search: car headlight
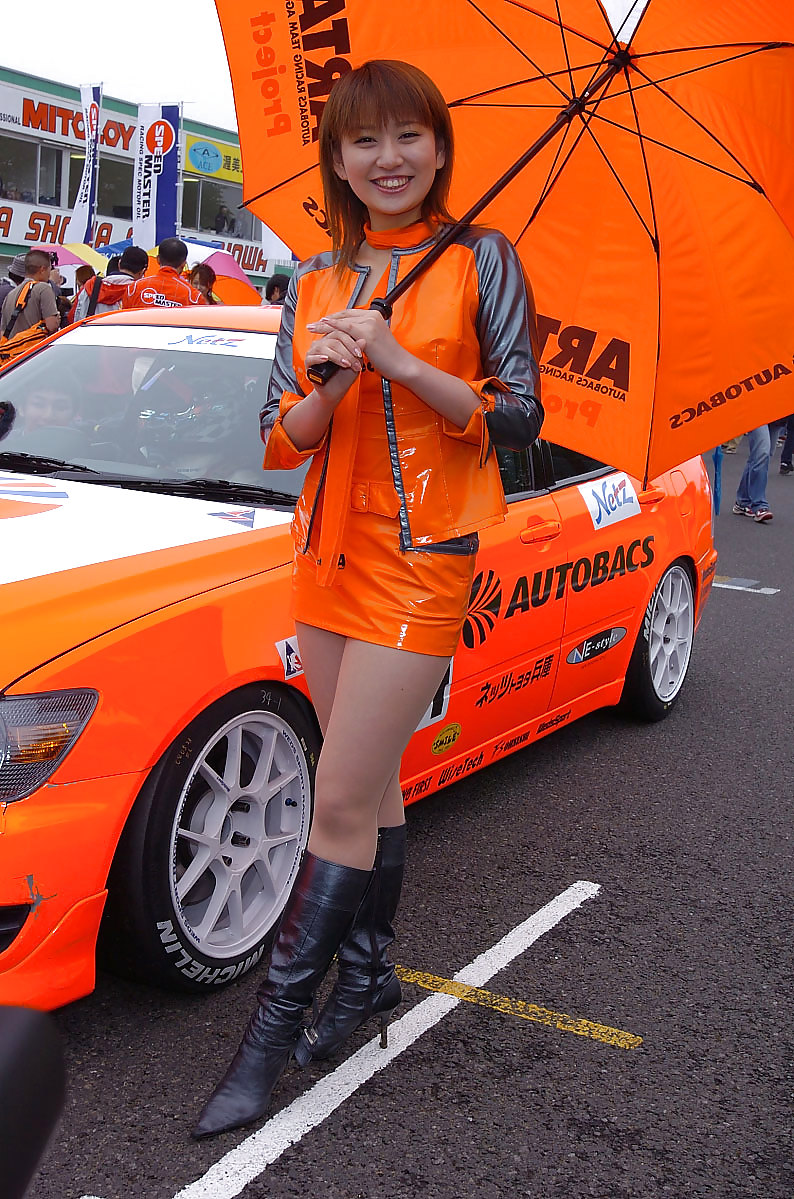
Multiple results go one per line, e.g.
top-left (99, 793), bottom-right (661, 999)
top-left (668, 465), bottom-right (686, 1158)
top-left (0, 690), bottom-right (98, 803)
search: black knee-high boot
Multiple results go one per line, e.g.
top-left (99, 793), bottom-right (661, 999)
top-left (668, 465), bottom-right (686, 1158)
top-left (191, 852), bottom-right (370, 1139)
top-left (295, 824), bottom-right (406, 1064)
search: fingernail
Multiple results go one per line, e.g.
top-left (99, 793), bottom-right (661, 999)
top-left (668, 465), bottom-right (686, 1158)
top-left (341, 359), bottom-right (351, 368)
top-left (354, 347), bottom-right (362, 357)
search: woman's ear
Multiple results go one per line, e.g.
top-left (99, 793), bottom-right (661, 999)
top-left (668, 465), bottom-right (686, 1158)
top-left (435, 140), bottom-right (446, 170)
top-left (332, 149), bottom-right (347, 181)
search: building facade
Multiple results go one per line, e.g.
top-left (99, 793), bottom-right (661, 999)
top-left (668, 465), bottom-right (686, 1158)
top-left (0, 65), bottom-right (292, 282)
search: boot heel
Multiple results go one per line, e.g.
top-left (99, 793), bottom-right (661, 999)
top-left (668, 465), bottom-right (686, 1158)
top-left (293, 1027), bottom-right (316, 1068)
top-left (379, 1008), bottom-right (397, 1049)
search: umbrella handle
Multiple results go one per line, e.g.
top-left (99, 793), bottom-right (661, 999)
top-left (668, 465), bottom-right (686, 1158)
top-left (306, 297), bottom-right (393, 386)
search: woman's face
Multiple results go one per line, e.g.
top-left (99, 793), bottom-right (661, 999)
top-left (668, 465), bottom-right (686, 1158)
top-left (334, 117), bottom-right (445, 231)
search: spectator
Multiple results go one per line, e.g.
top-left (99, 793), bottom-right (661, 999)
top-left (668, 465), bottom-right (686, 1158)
top-left (188, 263), bottom-right (222, 305)
top-left (0, 253), bottom-right (26, 310)
top-left (732, 424), bottom-right (774, 522)
top-left (0, 250), bottom-right (60, 341)
top-left (106, 255), bottom-right (122, 275)
top-left (263, 273), bottom-right (290, 306)
top-left (771, 414), bottom-right (793, 476)
top-left (121, 238), bottom-right (206, 310)
top-left (74, 265), bottom-right (96, 292)
top-left (214, 204), bottom-right (237, 235)
top-left (68, 246), bottom-right (149, 323)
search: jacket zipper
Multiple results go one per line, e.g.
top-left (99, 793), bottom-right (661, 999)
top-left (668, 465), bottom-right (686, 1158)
top-left (299, 264), bottom-right (371, 557)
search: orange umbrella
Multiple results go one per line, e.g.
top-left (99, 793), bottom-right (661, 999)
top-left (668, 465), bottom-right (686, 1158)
top-left (215, 1), bottom-right (794, 481)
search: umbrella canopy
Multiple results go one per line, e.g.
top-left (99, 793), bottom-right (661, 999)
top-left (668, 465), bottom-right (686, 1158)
top-left (30, 243), bottom-right (108, 271)
top-left (215, 0), bottom-right (794, 481)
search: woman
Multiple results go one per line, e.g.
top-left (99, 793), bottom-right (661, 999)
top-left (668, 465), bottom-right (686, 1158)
top-left (188, 263), bottom-right (221, 305)
top-left (193, 59), bottom-right (543, 1139)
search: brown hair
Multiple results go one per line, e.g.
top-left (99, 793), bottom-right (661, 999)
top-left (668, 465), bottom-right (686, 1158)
top-left (318, 60), bottom-right (455, 270)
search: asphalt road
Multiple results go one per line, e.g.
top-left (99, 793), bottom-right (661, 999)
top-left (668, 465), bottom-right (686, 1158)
top-left (26, 448), bottom-right (793, 1199)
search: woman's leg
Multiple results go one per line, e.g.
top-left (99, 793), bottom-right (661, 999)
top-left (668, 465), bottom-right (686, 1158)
top-left (306, 636), bottom-right (451, 870)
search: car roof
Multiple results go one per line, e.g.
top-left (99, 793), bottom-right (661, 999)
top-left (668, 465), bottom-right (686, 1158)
top-left (88, 304), bottom-right (283, 334)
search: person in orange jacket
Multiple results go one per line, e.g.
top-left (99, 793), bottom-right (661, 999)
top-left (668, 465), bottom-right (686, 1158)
top-left (193, 59), bottom-right (543, 1140)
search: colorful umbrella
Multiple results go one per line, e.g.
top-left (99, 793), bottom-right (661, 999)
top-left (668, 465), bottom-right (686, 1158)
top-left (30, 243), bottom-right (109, 272)
top-left (215, 0), bottom-right (794, 481)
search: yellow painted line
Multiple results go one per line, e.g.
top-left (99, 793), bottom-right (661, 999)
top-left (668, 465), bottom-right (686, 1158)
top-left (395, 965), bottom-right (642, 1050)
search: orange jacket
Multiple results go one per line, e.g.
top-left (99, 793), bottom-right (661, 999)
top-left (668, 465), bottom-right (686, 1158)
top-left (120, 266), bottom-right (207, 310)
top-left (261, 226), bottom-right (542, 578)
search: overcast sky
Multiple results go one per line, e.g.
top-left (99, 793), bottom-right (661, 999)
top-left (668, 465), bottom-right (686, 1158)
top-left (1, 0), bottom-right (643, 132)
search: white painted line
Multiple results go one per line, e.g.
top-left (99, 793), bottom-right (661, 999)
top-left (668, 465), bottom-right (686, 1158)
top-left (171, 879), bottom-right (600, 1199)
top-left (713, 582), bottom-right (779, 595)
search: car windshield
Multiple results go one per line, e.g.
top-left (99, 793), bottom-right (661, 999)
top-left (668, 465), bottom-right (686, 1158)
top-left (0, 323), bottom-right (305, 500)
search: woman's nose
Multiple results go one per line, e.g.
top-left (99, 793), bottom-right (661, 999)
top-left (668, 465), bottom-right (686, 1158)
top-left (375, 139), bottom-right (403, 168)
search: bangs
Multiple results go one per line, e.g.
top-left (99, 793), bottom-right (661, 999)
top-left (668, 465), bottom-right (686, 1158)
top-left (331, 61), bottom-right (439, 141)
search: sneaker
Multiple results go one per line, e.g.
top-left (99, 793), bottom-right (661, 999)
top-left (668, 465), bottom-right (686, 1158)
top-left (781, 462), bottom-right (793, 475)
top-left (732, 501), bottom-right (753, 516)
top-left (753, 507), bottom-right (773, 523)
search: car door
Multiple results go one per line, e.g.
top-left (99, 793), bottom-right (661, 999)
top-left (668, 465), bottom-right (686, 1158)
top-left (452, 440), bottom-right (567, 722)
top-left (542, 441), bottom-right (663, 708)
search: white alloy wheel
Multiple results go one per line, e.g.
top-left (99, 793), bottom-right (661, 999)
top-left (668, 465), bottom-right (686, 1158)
top-left (647, 564), bottom-right (694, 703)
top-left (169, 709), bottom-right (311, 958)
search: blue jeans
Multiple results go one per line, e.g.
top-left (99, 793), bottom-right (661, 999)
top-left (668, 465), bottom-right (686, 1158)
top-left (736, 425), bottom-right (771, 512)
top-left (771, 415), bottom-right (794, 468)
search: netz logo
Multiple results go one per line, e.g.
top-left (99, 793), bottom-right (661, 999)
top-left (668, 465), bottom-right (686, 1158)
top-left (578, 475), bottom-right (639, 530)
top-left (567, 627), bottom-right (627, 665)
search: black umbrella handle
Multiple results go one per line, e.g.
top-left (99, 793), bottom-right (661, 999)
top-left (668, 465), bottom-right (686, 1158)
top-left (306, 297), bottom-right (393, 386)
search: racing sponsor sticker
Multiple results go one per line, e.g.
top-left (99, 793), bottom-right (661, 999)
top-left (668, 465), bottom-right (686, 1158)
top-left (566, 627), bottom-right (627, 664)
top-left (276, 636), bottom-right (303, 679)
top-left (476, 654), bottom-right (554, 707)
top-left (431, 723), bottom-right (461, 755)
top-left (538, 709), bottom-right (571, 734)
top-left (578, 474), bottom-right (640, 530)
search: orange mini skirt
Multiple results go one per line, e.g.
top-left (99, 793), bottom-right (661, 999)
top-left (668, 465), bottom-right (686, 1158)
top-left (291, 379), bottom-right (476, 657)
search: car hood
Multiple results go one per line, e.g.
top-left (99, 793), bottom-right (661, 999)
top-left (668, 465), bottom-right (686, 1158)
top-left (0, 471), bottom-right (294, 687)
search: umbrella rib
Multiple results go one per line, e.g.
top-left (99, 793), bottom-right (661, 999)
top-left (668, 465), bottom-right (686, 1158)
top-left (462, 0), bottom-right (572, 103)
top-left (501, 0), bottom-right (611, 53)
top-left (623, 58), bottom-right (767, 193)
top-left (450, 60), bottom-right (604, 107)
top-left (611, 43), bottom-right (784, 98)
top-left (553, 0), bottom-right (576, 96)
top-left (584, 108), bottom-right (761, 191)
top-left (624, 70), bottom-right (660, 253)
top-left (242, 163), bottom-right (316, 210)
top-left (513, 118), bottom-right (592, 244)
top-left (576, 111), bottom-right (657, 247)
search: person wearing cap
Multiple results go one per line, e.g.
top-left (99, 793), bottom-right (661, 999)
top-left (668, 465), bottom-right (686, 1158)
top-left (67, 246), bottom-right (149, 323)
top-left (0, 250), bottom-right (60, 339)
top-left (0, 254), bottom-right (28, 310)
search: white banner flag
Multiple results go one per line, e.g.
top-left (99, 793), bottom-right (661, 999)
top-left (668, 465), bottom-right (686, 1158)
top-left (132, 102), bottom-right (181, 249)
top-left (70, 84), bottom-right (102, 245)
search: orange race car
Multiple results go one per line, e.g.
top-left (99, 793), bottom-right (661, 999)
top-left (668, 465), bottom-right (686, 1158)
top-left (0, 304), bottom-right (717, 1010)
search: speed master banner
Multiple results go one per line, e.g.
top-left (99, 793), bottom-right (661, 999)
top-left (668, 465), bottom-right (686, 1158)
top-left (71, 84), bottom-right (102, 245)
top-left (132, 102), bottom-right (181, 249)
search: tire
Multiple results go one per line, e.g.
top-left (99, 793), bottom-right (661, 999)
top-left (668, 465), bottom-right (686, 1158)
top-left (620, 559), bottom-right (695, 722)
top-left (100, 684), bottom-right (319, 992)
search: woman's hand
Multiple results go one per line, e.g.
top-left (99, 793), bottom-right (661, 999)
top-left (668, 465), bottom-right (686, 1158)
top-left (304, 323), bottom-right (367, 406)
top-left (307, 310), bottom-right (411, 383)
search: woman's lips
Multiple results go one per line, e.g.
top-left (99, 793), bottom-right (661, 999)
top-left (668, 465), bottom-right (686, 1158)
top-left (371, 176), bottom-right (412, 192)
